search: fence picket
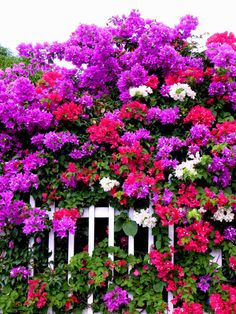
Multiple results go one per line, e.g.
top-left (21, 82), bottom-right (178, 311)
top-left (148, 205), bottom-right (154, 252)
top-left (108, 205), bottom-right (115, 285)
top-left (48, 203), bottom-right (55, 270)
top-left (68, 233), bottom-right (75, 264)
top-left (87, 205), bottom-right (95, 313)
top-left (128, 208), bottom-right (134, 257)
top-left (211, 248), bottom-right (222, 267)
top-left (167, 225), bottom-right (174, 313)
top-left (108, 205), bottom-right (114, 257)
top-left (28, 195), bottom-right (35, 277)
top-left (88, 205), bottom-right (95, 256)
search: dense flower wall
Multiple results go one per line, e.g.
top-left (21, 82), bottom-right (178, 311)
top-left (0, 10), bottom-right (236, 313)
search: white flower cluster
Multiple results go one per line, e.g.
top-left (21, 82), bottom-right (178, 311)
top-left (174, 152), bottom-right (202, 179)
top-left (133, 209), bottom-right (157, 228)
top-left (199, 207), bottom-right (207, 214)
top-left (169, 83), bottom-right (196, 102)
top-left (99, 177), bottom-right (120, 192)
top-left (129, 85), bottom-right (153, 98)
top-left (213, 207), bottom-right (234, 222)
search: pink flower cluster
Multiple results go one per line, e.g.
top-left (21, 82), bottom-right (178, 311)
top-left (176, 221), bottom-right (214, 253)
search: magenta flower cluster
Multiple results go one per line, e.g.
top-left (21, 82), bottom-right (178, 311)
top-left (103, 286), bottom-right (130, 312)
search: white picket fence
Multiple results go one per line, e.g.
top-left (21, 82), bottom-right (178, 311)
top-left (27, 197), bottom-right (222, 314)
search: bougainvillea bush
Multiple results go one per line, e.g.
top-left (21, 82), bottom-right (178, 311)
top-left (0, 10), bottom-right (236, 313)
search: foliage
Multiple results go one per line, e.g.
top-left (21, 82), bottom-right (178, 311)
top-left (0, 45), bottom-right (22, 69)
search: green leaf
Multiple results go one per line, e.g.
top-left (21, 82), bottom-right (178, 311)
top-left (123, 220), bottom-right (138, 237)
top-left (114, 217), bottom-right (125, 232)
top-left (155, 234), bottom-right (162, 250)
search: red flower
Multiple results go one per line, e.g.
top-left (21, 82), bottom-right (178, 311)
top-left (53, 102), bottom-right (83, 121)
top-left (177, 184), bottom-right (200, 208)
top-left (41, 193), bottom-right (47, 202)
top-left (229, 256), bottom-right (236, 270)
top-left (184, 105), bottom-right (215, 126)
top-left (40, 71), bottom-right (62, 88)
top-left (207, 31), bottom-right (236, 50)
top-left (25, 278), bottom-right (47, 309)
top-left (165, 67), bottom-right (204, 85)
top-left (155, 203), bottom-right (183, 226)
top-left (117, 260), bottom-right (127, 267)
top-left (65, 295), bottom-right (79, 311)
top-left (173, 302), bottom-right (203, 314)
top-left (210, 285), bottom-right (236, 314)
top-left (176, 221), bottom-right (214, 253)
top-left (146, 75), bottom-right (159, 89)
top-left (211, 120), bottom-right (236, 140)
top-left (54, 208), bottom-right (80, 221)
top-left (104, 260), bottom-right (111, 267)
top-left (216, 191), bottom-right (229, 206)
top-left (214, 230), bottom-right (224, 245)
top-left (150, 249), bottom-right (184, 292)
top-left (119, 101), bottom-right (148, 121)
top-left (87, 118), bottom-right (123, 148)
top-left (67, 162), bottom-right (78, 173)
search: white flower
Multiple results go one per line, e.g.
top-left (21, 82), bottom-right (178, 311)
top-left (199, 207), bottom-right (207, 214)
top-left (142, 216), bottom-right (157, 228)
top-left (213, 207), bottom-right (234, 222)
top-left (129, 85), bottom-right (153, 98)
top-left (133, 209), bottom-right (157, 228)
top-left (99, 177), bottom-right (119, 192)
top-left (174, 152), bottom-right (202, 179)
top-left (169, 83), bottom-right (196, 102)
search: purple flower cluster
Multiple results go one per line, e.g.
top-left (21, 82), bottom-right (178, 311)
top-left (123, 177), bottom-right (150, 199)
top-left (121, 129), bottom-right (150, 145)
top-left (31, 131), bottom-right (79, 152)
top-left (22, 208), bottom-right (47, 235)
top-left (0, 191), bottom-right (26, 230)
top-left (197, 274), bottom-right (211, 292)
top-left (206, 43), bottom-right (236, 69)
top-left (124, 180), bottom-right (150, 198)
top-left (0, 132), bottom-right (22, 160)
top-left (146, 107), bottom-right (179, 124)
top-left (10, 173), bottom-right (39, 193)
top-left (189, 124), bottom-right (212, 146)
top-left (162, 188), bottom-right (174, 205)
top-left (104, 109), bottom-right (122, 122)
top-left (117, 64), bottom-right (148, 102)
top-left (69, 142), bottom-right (99, 159)
top-left (174, 15), bottom-right (199, 39)
top-left (11, 77), bottom-right (35, 103)
top-left (0, 153), bottom-right (47, 195)
top-left (78, 93), bottom-right (94, 109)
top-left (205, 41), bottom-right (236, 109)
top-left (223, 226), bottom-right (236, 241)
top-left (23, 109), bottom-right (53, 132)
top-left (16, 10), bottom-right (200, 102)
top-left (52, 217), bottom-right (76, 238)
top-left (208, 146), bottom-right (236, 187)
top-left (0, 73), bottom-right (54, 134)
top-left (10, 266), bottom-right (30, 279)
top-left (155, 136), bottom-right (184, 168)
top-left (103, 286), bottom-right (130, 312)
top-left (22, 153), bottom-right (48, 173)
top-left (60, 173), bottom-right (77, 189)
top-left (215, 131), bottom-right (236, 145)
